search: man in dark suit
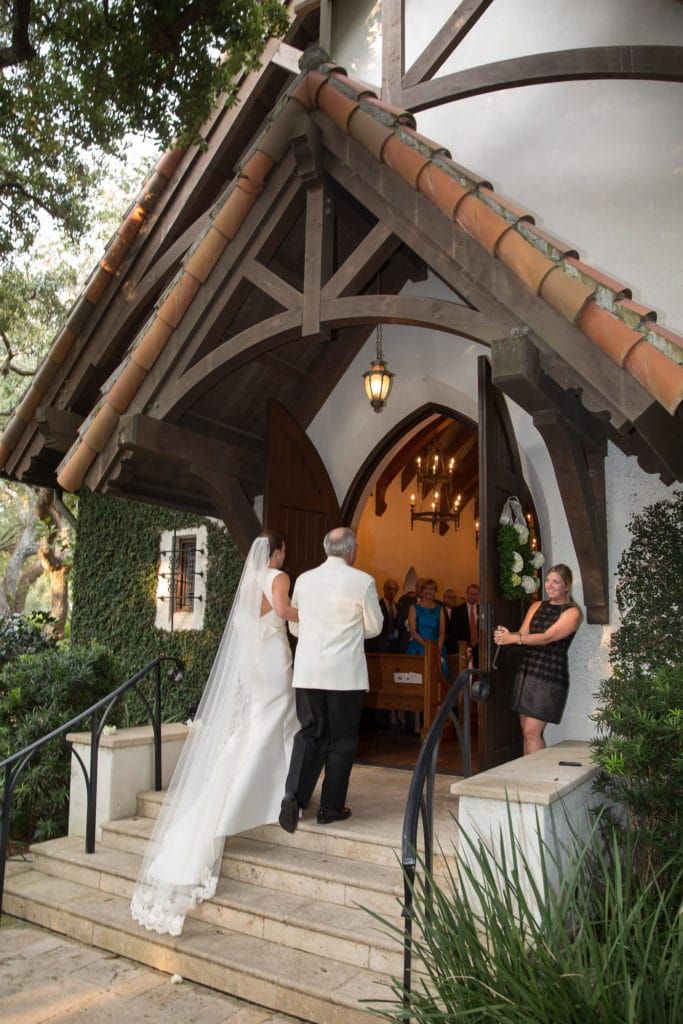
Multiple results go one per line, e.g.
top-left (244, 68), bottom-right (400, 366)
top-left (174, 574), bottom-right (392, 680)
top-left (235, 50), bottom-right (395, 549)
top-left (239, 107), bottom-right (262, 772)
top-left (452, 583), bottom-right (480, 666)
top-left (442, 587), bottom-right (460, 654)
top-left (367, 577), bottom-right (401, 653)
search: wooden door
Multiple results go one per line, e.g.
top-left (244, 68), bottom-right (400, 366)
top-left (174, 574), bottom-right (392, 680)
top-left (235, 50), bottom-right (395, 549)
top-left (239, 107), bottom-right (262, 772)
top-left (263, 400), bottom-right (341, 582)
top-left (477, 357), bottom-right (526, 769)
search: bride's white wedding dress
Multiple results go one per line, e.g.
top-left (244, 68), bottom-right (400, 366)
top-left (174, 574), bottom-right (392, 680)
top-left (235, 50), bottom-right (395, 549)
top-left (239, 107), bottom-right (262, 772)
top-left (131, 547), bottom-right (297, 936)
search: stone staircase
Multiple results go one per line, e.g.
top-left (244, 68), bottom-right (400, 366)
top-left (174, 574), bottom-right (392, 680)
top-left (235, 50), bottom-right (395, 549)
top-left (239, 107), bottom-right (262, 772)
top-left (3, 765), bottom-right (460, 1024)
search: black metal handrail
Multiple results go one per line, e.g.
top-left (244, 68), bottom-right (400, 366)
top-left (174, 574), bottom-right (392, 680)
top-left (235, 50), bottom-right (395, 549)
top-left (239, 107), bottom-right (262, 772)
top-left (0, 655), bottom-right (183, 921)
top-left (400, 667), bottom-right (492, 1017)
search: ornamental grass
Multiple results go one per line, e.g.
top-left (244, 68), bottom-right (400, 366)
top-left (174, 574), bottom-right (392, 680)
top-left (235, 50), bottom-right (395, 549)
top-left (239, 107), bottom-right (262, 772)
top-left (374, 811), bottom-right (681, 1023)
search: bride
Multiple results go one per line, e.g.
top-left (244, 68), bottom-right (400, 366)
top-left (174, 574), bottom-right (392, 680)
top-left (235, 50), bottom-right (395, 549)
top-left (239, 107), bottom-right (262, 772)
top-left (131, 530), bottom-right (298, 936)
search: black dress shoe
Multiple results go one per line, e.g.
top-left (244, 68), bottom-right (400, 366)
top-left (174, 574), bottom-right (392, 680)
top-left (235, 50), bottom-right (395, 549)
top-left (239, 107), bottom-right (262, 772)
top-left (279, 793), bottom-right (299, 833)
top-left (317, 806), bottom-right (352, 825)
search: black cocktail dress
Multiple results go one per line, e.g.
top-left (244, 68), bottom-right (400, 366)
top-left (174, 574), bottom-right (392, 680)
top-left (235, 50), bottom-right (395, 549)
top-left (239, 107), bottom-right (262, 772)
top-left (509, 601), bottom-right (576, 724)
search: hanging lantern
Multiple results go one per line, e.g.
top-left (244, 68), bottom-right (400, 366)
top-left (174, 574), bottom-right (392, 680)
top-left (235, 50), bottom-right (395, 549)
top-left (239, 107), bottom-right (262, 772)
top-left (362, 322), bottom-right (394, 412)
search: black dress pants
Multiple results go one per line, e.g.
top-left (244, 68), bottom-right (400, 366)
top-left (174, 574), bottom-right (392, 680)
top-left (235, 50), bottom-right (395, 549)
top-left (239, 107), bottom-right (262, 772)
top-left (285, 688), bottom-right (365, 810)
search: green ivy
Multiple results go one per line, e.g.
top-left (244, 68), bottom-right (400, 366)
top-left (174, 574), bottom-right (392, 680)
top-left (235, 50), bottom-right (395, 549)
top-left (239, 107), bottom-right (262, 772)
top-left (70, 490), bottom-right (244, 723)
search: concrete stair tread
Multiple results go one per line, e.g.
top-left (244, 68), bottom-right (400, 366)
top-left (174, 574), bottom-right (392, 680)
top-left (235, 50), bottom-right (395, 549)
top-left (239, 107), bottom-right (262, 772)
top-left (4, 867), bottom-right (391, 1022)
top-left (28, 835), bottom-right (402, 954)
top-left (102, 817), bottom-right (404, 895)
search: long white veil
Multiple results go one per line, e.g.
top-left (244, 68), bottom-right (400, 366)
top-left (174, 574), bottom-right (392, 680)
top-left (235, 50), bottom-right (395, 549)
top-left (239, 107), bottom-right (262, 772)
top-left (131, 536), bottom-right (270, 935)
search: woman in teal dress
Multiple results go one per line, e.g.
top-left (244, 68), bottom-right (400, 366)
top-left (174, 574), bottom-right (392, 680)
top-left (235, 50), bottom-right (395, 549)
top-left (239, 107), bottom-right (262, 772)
top-left (407, 578), bottom-right (448, 676)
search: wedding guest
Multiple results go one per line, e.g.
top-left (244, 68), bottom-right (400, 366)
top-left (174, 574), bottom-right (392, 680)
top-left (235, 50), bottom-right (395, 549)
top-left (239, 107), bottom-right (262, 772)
top-left (407, 579), bottom-right (447, 670)
top-left (367, 577), bottom-right (401, 653)
top-left (452, 583), bottom-right (480, 666)
top-left (494, 564), bottom-right (582, 755)
top-left (442, 587), bottom-right (460, 654)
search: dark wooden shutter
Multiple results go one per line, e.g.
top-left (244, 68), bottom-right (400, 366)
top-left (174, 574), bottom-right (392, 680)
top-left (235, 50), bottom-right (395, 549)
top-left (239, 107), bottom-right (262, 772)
top-left (478, 357), bottom-right (526, 769)
top-left (263, 400), bottom-right (341, 582)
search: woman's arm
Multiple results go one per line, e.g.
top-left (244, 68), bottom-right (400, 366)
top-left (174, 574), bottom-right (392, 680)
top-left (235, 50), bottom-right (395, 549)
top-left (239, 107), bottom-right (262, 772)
top-left (495, 604), bottom-right (581, 647)
top-left (270, 572), bottom-right (299, 622)
top-left (408, 604), bottom-right (426, 646)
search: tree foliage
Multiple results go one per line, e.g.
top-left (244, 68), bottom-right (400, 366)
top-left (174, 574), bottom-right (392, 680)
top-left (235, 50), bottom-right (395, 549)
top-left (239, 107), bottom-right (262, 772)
top-left (592, 490), bottom-right (683, 885)
top-left (0, 0), bottom-right (289, 256)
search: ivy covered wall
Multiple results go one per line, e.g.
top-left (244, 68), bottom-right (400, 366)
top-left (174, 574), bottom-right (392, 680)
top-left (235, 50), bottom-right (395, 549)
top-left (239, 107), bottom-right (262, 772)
top-left (71, 489), bottom-right (244, 721)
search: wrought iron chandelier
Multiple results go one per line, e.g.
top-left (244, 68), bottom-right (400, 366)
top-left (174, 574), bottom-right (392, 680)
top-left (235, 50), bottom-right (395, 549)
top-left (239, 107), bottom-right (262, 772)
top-left (409, 441), bottom-right (462, 532)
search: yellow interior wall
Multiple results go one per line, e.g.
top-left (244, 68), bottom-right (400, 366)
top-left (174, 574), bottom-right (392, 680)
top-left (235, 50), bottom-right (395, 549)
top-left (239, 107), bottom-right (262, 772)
top-left (355, 473), bottom-right (480, 600)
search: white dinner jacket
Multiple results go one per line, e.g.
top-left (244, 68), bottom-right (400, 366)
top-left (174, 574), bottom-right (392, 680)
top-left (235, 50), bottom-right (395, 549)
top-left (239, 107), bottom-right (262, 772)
top-left (289, 556), bottom-right (383, 691)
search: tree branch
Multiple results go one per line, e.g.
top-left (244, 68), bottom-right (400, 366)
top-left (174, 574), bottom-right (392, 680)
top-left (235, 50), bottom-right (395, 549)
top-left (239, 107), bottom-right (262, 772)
top-left (0, 0), bottom-right (37, 69)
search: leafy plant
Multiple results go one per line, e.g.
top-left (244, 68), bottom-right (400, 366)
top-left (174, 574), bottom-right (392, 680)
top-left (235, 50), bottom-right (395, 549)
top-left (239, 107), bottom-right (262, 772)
top-left (0, 612), bottom-right (55, 666)
top-left (0, 643), bottom-right (120, 841)
top-left (497, 522), bottom-right (543, 601)
top-left (375, 815), bottom-right (681, 1023)
top-left (592, 490), bottom-right (683, 885)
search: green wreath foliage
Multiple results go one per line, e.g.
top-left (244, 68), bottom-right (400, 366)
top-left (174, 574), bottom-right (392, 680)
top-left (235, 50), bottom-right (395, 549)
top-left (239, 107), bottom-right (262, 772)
top-left (497, 523), bottom-right (540, 601)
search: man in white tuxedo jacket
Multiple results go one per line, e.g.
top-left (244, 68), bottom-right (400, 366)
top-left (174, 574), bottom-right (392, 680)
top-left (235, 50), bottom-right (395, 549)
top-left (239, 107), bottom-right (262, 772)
top-left (279, 527), bottom-right (383, 832)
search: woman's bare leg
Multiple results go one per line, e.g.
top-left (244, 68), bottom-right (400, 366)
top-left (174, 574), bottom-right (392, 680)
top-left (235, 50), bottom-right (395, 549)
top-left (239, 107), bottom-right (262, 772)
top-left (519, 714), bottom-right (546, 755)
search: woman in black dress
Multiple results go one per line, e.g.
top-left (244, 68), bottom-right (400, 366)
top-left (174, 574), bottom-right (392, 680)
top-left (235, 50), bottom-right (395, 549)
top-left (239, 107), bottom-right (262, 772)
top-left (493, 564), bottom-right (582, 755)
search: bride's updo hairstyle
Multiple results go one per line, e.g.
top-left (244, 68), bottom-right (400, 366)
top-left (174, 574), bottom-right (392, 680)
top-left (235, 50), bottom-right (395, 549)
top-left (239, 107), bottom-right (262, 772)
top-left (262, 530), bottom-right (285, 557)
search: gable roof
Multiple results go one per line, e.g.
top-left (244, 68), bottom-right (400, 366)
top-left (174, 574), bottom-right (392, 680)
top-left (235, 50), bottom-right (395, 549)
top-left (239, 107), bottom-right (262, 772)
top-left (2, 48), bottom-right (681, 493)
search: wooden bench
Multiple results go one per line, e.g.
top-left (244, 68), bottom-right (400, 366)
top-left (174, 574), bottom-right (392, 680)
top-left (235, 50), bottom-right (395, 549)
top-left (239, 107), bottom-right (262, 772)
top-left (365, 641), bottom-right (469, 740)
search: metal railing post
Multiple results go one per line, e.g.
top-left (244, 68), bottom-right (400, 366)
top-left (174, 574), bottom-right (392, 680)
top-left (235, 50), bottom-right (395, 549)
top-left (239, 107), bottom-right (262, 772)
top-left (85, 710), bottom-right (99, 854)
top-left (0, 764), bottom-right (13, 920)
top-left (154, 660), bottom-right (162, 791)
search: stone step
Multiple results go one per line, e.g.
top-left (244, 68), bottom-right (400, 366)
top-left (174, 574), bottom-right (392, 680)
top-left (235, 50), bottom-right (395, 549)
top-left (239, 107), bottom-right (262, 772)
top-left (3, 865), bottom-right (389, 1024)
top-left (100, 817), bottom-right (405, 919)
top-left (136, 781), bottom-right (459, 874)
top-left (27, 835), bottom-right (403, 975)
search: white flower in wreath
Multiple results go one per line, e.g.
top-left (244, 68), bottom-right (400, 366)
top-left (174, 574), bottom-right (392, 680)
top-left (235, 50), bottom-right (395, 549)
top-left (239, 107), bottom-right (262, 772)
top-left (514, 523), bottom-right (529, 544)
top-left (102, 725), bottom-right (117, 736)
top-left (511, 573), bottom-right (522, 587)
top-left (511, 551), bottom-right (524, 573)
top-left (531, 551), bottom-right (545, 569)
top-left (521, 575), bottom-right (540, 594)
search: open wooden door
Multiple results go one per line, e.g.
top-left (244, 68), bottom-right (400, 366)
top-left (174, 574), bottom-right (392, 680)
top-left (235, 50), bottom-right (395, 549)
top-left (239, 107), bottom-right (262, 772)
top-left (263, 400), bottom-right (341, 582)
top-left (478, 357), bottom-right (527, 769)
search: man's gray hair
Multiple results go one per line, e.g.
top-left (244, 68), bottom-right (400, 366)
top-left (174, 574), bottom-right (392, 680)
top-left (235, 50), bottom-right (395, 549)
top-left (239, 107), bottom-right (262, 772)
top-left (323, 527), bottom-right (357, 558)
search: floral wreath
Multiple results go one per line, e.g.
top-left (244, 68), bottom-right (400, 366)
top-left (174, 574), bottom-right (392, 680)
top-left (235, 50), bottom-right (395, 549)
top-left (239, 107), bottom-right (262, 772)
top-left (497, 498), bottom-right (545, 600)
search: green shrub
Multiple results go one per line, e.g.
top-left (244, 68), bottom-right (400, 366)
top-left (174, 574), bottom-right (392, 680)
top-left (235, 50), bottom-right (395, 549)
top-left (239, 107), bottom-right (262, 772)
top-left (592, 490), bottom-right (683, 885)
top-left (0, 643), bottom-right (121, 841)
top-left (0, 612), bottom-right (55, 666)
top-left (376, 816), bottom-right (681, 1023)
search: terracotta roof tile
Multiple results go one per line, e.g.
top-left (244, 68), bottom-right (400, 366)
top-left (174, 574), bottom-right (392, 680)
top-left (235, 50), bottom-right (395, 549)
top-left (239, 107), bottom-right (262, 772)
top-left (57, 440), bottom-right (97, 492)
top-left (496, 227), bottom-right (556, 293)
top-left (347, 109), bottom-right (395, 161)
top-left (540, 266), bottom-right (596, 324)
top-left (65, 297), bottom-right (95, 336)
top-left (434, 155), bottom-right (491, 192)
top-left (456, 194), bottom-right (512, 255)
top-left (212, 185), bottom-right (259, 239)
top-left (396, 125), bottom-right (451, 160)
top-left (565, 256), bottom-right (632, 301)
top-left (382, 133), bottom-right (431, 189)
top-left (478, 186), bottom-right (533, 225)
top-left (1, 417), bottom-right (25, 451)
top-left (288, 74), bottom-right (314, 109)
top-left (82, 265), bottom-right (114, 305)
top-left (306, 69), bottom-right (328, 107)
top-left (625, 338), bottom-right (683, 415)
top-left (359, 95), bottom-right (416, 128)
top-left (579, 303), bottom-right (643, 366)
top-left (154, 148), bottom-right (184, 179)
top-left (184, 226), bottom-right (230, 284)
top-left (47, 326), bottom-right (78, 366)
top-left (315, 80), bottom-right (360, 133)
top-left (240, 149), bottom-right (275, 187)
top-left (105, 359), bottom-right (148, 414)
top-left (29, 358), bottom-right (59, 397)
top-left (416, 163), bottom-right (470, 219)
top-left (117, 204), bottom-right (146, 245)
top-left (517, 222), bottom-right (579, 261)
top-left (329, 71), bottom-right (377, 99)
top-left (130, 317), bottom-right (175, 371)
top-left (617, 297), bottom-right (657, 329)
top-left (100, 233), bottom-right (131, 274)
top-left (156, 272), bottom-right (202, 329)
top-left (644, 322), bottom-right (683, 361)
top-left (81, 402), bottom-right (120, 453)
top-left (15, 385), bottom-right (47, 424)
top-left (258, 97), bottom-right (309, 162)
